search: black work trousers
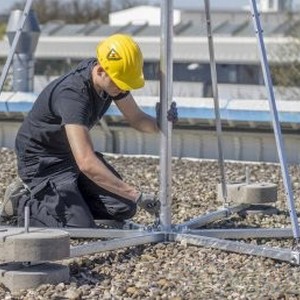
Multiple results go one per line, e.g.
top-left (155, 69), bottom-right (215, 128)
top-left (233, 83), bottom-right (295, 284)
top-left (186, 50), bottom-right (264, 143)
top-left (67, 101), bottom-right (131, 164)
top-left (17, 154), bottom-right (136, 228)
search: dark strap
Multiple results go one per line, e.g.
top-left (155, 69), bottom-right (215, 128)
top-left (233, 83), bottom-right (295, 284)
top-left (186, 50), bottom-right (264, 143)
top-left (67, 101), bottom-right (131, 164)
top-left (110, 91), bottom-right (130, 101)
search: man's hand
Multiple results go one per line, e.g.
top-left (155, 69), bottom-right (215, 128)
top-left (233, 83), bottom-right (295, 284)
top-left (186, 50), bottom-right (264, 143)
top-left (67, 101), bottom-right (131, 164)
top-left (136, 193), bottom-right (160, 215)
top-left (156, 101), bottom-right (178, 129)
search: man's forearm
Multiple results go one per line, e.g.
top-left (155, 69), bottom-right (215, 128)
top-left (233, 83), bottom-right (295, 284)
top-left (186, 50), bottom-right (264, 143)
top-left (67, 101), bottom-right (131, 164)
top-left (80, 155), bottom-right (140, 201)
top-left (131, 114), bottom-right (159, 133)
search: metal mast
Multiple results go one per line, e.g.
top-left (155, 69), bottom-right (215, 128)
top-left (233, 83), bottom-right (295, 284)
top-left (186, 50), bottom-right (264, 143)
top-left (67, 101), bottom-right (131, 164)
top-left (159, 0), bottom-right (174, 231)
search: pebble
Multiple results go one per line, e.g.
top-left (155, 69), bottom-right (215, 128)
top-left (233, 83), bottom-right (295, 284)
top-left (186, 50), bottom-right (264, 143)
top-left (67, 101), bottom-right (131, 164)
top-left (0, 149), bottom-right (300, 299)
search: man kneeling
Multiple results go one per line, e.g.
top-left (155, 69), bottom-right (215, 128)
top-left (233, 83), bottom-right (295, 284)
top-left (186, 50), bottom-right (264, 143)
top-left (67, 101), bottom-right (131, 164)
top-left (2, 34), bottom-right (177, 228)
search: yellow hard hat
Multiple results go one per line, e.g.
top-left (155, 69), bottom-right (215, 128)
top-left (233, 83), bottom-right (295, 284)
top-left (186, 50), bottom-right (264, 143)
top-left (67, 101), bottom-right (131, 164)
top-left (96, 34), bottom-right (145, 91)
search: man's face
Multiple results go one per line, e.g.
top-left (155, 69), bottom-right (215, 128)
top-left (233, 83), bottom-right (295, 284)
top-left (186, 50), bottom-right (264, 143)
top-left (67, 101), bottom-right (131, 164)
top-left (98, 70), bottom-right (125, 97)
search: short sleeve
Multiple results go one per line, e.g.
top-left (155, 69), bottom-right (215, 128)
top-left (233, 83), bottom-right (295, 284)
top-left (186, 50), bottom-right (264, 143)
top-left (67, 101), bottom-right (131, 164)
top-left (52, 86), bottom-right (90, 127)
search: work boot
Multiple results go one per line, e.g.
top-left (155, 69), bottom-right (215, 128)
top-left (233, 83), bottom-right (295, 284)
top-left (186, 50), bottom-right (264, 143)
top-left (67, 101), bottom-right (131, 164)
top-left (1, 177), bottom-right (28, 218)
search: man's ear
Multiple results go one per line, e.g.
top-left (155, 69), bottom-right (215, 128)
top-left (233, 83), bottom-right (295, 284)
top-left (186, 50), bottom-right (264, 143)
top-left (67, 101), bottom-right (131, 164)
top-left (96, 64), bottom-right (104, 75)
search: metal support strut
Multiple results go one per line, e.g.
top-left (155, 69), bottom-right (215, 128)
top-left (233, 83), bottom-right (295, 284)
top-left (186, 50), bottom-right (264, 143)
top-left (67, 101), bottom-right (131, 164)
top-left (249, 0), bottom-right (300, 241)
top-left (204, 0), bottom-right (228, 206)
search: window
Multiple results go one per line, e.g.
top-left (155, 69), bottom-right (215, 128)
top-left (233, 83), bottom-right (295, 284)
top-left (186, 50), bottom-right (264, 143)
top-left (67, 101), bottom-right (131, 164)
top-left (269, 0), bottom-right (275, 9)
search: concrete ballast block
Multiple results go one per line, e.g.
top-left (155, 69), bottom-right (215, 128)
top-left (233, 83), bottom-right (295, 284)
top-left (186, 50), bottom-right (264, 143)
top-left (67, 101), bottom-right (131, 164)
top-left (0, 228), bottom-right (70, 263)
top-left (217, 182), bottom-right (277, 204)
top-left (0, 262), bottom-right (69, 293)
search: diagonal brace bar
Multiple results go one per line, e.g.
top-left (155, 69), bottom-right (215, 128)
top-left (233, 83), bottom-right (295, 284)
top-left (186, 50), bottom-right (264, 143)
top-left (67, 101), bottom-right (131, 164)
top-left (186, 228), bottom-right (294, 239)
top-left (63, 228), bottom-right (146, 239)
top-left (204, 0), bottom-right (227, 206)
top-left (70, 232), bottom-right (165, 258)
top-left (177, 205), bottom-right (248, 230)
top-left (249, 0), bottom-right (300, 240)
top-left (174, 233), bottom-right (300, 264)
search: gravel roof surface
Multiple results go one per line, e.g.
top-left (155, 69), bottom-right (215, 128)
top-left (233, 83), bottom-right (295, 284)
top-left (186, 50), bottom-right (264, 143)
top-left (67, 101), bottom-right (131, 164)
top-left (0, 148), bottom-right (300, 299)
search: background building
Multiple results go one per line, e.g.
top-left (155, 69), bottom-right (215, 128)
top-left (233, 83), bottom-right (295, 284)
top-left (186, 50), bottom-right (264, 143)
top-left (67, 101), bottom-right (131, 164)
top-left (0, 3), bottom-right (300, 163)
top-left (1, 4), bottom-right (300, 99)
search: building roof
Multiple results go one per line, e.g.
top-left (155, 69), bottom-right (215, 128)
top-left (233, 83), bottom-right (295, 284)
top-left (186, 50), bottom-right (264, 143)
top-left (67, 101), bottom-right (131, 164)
top-left (1, 7), bottom-right (300, 63)
top-left (35, 9), bottom-right (300, 38)
top-left (109, 6), bottom-right (181, 26)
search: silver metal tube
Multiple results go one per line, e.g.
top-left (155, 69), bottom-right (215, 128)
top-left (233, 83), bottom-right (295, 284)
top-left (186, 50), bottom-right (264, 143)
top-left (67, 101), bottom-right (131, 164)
top-left (204, 0), bottom-right (227, 205)
top-left (63, 228), bottom-right (145, 239)
top-left (159, 0), bottom-right (173, 231)
top-left (187, 228), bottom-right (294, 239)
top-left (249, 0), bottom-right (300, 240)
top-left (70, 233), bottom-right (165, 258)
top-left (177, 205), bottom-right (248, 230)
top-left (24, 206), bottom-right (29, 233)
top-left (245, 166), bottom-right (250, 184)
top-left (175, 233), bottom-right (300, 264)
top-left (0, 0), bottom-right (33, 93)
top-left (0, 225), bottom-right (145, 239)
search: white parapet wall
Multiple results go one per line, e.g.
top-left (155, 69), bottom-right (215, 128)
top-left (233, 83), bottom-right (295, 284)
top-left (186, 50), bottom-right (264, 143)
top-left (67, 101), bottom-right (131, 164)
top-left (1, 121), bottom-right (299, 163)
top-left (0, 93), bottom-right (300, 163)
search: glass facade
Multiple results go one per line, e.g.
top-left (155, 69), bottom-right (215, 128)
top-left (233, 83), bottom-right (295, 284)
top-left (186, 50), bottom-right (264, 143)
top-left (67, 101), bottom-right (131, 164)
top-left (35, 59), bottom-right (264, 85)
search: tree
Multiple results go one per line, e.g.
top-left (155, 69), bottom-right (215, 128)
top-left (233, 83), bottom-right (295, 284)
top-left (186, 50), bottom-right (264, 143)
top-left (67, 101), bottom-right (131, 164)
top-left (270, 12), bottom-right (300, 99)
top-left (0, 23), bottom-right (6, 40)
top-left (271, 39), bottom-right (300, 87)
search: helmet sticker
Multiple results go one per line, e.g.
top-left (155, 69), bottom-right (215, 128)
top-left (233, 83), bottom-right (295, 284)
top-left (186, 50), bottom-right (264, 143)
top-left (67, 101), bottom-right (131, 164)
top-left (107, 48), bottom-right (122, 61)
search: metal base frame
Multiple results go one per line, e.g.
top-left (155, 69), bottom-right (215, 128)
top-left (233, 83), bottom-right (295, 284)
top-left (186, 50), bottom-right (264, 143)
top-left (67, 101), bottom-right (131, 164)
top-left (1, 0), bottom-right (300, 266)
top-left (65, 206), bottom-right (300, 264)
top-left (1, 206), bottom-right (299, 264)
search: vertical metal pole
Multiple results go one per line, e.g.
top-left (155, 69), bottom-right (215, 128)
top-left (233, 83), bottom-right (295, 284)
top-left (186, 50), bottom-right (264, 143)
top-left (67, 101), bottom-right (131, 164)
top-left (249, 0), bottom-right (300, 240)
top-left (24, 206), bottom-right (30, 233)
top-left (0, 0), bottom-right (34, 93)
top-left (204, 0), bottom-right (228, 205)
top-left (159, 0), bottom-right (173, 231)
top-left (245, 166), bottom-right (250, 184)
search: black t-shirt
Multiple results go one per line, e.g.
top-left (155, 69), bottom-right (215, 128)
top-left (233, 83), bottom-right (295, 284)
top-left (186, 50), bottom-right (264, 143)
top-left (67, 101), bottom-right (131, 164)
top-left (15, 58), bottom-right (113, 180)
